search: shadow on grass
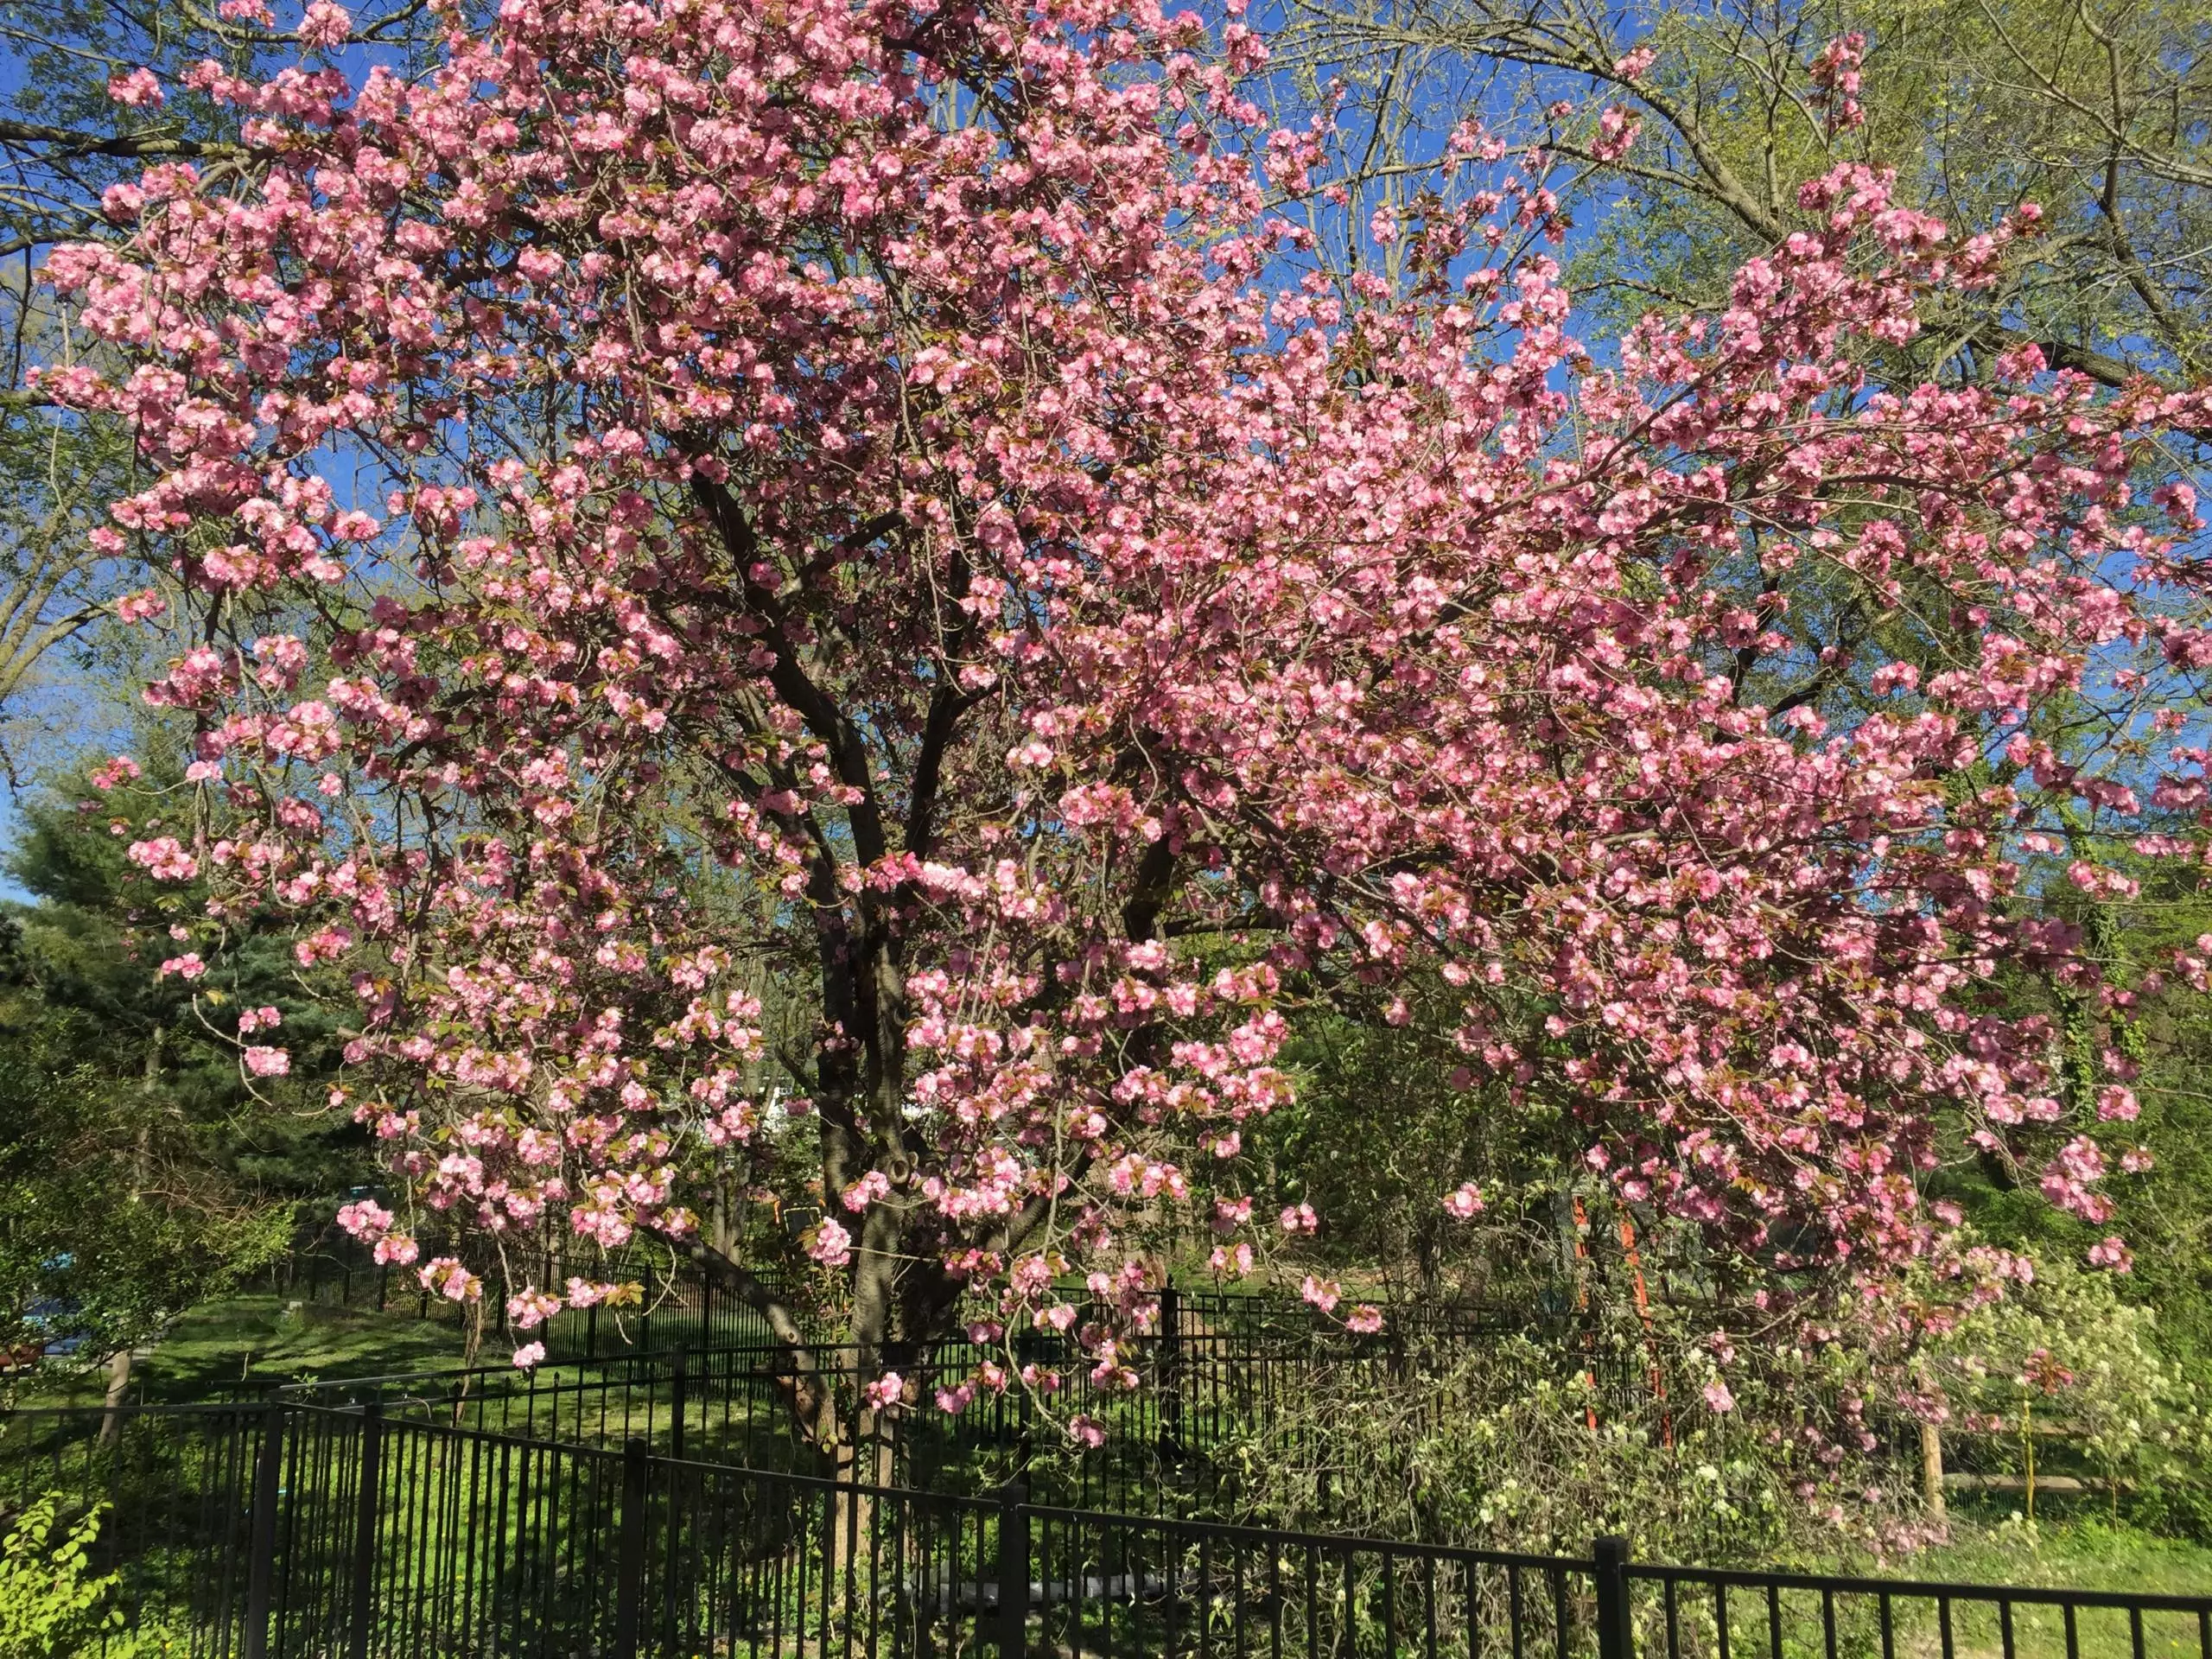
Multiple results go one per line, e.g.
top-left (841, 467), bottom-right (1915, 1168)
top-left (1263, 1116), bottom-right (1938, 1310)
top-left (10, 1294), bottom-right (472, 1406)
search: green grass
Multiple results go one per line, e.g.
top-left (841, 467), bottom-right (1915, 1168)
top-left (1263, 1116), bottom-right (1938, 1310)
top-left (13, 1294), bottom-right (471, 1407)
top-left (1764, 1514), bottom-right (2212, 1659)
top-left (1915, 1511), bottom-right (2212, 1597)
top-left (1618, 1516), bottom-right (2210, 1659)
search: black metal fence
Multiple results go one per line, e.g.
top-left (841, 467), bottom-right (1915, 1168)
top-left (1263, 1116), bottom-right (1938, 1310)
top-left (4, 1402), bottom-right (2209, 1659)
top-left (246, 1230), bottom-right (1527, 1368)
top-left (267, 1305), bottom-right (1542, 1519)
top-left (242, 1235), bottom-right (811, 1363)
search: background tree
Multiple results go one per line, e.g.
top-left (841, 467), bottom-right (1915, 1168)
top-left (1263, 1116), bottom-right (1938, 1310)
top-left (0, 736), bottom-right (355, 1411)
top-left (1274, 0), bottom-right (2212, 387)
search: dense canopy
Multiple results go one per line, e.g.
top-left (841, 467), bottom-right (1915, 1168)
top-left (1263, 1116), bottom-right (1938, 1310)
top-left (41, 0), bottom-right (2212, 1429)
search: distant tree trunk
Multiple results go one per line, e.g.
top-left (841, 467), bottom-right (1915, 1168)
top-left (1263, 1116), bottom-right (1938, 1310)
top-left (448, 1297), bottom-right (488, 1423)
top-left (1615, 1207), bottom-right (1669, 1449)
top-left (1920, 1422), bottom-right (1946, 1523)
top-left (100, 1025), bottom-right (162, 1446)
top-left (95, 1344), bottom-right (133, 1446)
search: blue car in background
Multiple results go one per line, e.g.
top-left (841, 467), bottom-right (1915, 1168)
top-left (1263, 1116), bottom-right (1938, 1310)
top-left (4, 1253), bottom-right (87, 1363)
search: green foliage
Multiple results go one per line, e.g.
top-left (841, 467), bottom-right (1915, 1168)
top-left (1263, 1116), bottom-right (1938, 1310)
top-left (1273, 992), bottom-right (1566, 1289)
top-left (0, 1030), bottom-right (293, 1370)
top-left (0, 1491), bottom-right (181, 1659)
top-left (0, 741), bottom-right (372, 1373)
top-left (1929, 1255), bottom-right (2211, 1510)
top-left (1210, 1329), bottom-right (1898, 1564)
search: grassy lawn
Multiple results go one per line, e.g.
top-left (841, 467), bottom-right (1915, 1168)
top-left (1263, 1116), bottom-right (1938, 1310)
top-left (1916, 1510), bottom-right (2212, 1596)
top-left (1771, 1513), bottom-right (2212, 1659)
top-left (1624, 1515), bottom-right (2209, 1659)
top-left (10, 1294), bottom-right (471, 1407)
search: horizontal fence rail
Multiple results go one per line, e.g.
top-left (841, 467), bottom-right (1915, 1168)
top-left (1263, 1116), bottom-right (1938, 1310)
top-left (3, 1402), bottom-right (2207, 1659)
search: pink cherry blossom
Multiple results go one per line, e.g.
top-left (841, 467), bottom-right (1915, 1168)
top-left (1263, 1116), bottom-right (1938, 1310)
top-left (507, 1288), bottom-right (563, 1329)
top-left (336, 1198), bottom-right (392, 1237)
top-left (2086, 1237), bottom-right (2133, 1273)
top-left (126, 836), bottom-right (196, 881)
top-left (1808, 34), bottom-right (1867, 130)
top-left (806, 1218), bottom-right (853, 1268)
top-left (296, 1), bottom-right (350, 47)
top-left (106, 68), bottom-right (163, 108)
top-left (243, 1046), bottom-right (290, 1077)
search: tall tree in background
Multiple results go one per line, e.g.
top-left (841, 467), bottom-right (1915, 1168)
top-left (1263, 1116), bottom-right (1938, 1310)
top-left (0, 739), bottom-right (353, 1410)
top-left (1274, 0), bottom-right (2212, 385)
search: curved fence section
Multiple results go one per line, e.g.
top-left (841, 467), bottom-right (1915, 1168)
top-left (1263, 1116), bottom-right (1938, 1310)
top-left (240, 1238), bottom-right (1529, 1371)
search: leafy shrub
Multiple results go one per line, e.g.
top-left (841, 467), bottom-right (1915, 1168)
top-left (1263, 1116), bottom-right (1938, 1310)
top-left (0, 1491), bottom-right (174, 1659)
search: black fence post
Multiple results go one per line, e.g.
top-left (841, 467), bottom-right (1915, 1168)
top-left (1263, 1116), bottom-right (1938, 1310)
top-left (242, 1400), bottom-right (287, 1659)
top-left (614, 1437), bottom-right (649, 1659)
top-left (997, 1478), bottom-right (1030, 1659)
top-left (663, 1351), bottom-right (689, 1656)
top-left (669, 1348), bottom-right (688, 1463)
top-left (1159, 1279), bottom-right (1183, 1456)
top-left (346, 1402), bottom-right (383, 1659)
top-left (1594, 1535), bottom-right (1633, 1659)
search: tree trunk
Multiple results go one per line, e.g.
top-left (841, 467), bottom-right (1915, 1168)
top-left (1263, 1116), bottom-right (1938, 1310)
top-left (652, 1229), bottom-right (842, 1441)
top-left (451, 1296), bottom-right (486, 1423)
top-left (95, 1344), bottom-right (133, 1446)
top-left (100, 1025), bottom-right (162, 1446)
top-left (1919, 1421), bottom-right (1945, 1523)
top-left (711, 1181), bottom-right (734, 1259)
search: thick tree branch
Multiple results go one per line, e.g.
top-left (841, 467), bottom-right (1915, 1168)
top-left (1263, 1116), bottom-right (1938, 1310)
top-left (688, 474), bottom-right (889, 868)
top-left (0, 118), bottom-right (244, 161)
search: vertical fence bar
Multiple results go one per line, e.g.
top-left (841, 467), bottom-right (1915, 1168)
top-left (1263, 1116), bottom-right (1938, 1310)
top-left (1160, 1281), bottom-right (1183, 1457)
top-left (670, 1349), bottom-right (688, 1462)
top-left (998, 1478), bottom-right (1030, 1659)
top-left (242, 1401), bottom-right (287, 1659)
top-left (1594, 1538), bottom-right (1632, 1659)
top-left (347, 1403), bottom-right (384, 1659)
top-left (615, 1438), bottom-right (648, 1659)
